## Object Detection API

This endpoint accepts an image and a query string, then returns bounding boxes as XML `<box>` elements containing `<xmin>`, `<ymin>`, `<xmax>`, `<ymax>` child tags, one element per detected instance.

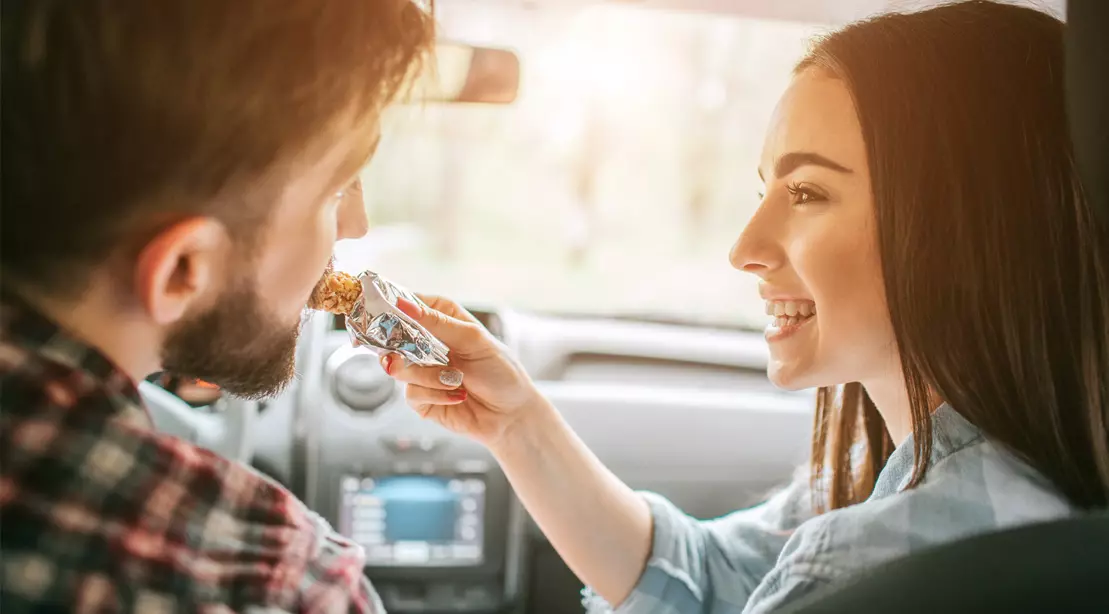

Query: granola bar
<box><xmin>307</xmin><ymin>271</ymin><xmax>362</xmax><ymax>314</ymax></box>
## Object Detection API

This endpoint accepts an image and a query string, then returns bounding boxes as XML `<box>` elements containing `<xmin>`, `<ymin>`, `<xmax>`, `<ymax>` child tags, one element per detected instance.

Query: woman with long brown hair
<box><xmin>382</xmin><ymin>2</ymin><xmax>1109</xmax><ymax>612</ymax></box>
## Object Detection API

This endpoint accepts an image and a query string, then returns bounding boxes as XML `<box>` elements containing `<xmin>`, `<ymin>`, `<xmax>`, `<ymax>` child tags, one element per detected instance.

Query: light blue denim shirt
<box><xmin>583</xmin><ymin>404</ymin><xmax>1074</xmax><ymax>614</ymax></box>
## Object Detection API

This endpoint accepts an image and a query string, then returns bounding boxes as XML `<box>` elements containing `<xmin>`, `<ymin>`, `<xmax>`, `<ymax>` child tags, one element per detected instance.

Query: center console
<box><xmin>336</xmin><ymin>461</ymin><xmax>522</xmax><ymax>612</ymax></box>
<box><xmin>296</xmin><ymin>310</ymin><xmax>526</xmax><ymax>614</ymax></box>
<box><xmin>340</xmin><ymin>474</ymin><xmax>486</xmax><ymax>568</ymax></box>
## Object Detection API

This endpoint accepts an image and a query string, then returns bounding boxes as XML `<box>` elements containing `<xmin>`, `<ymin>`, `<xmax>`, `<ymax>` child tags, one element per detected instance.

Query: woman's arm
<box><xmin>384</xmin><ymin>295</ymin><xmax>812</xmax><ymax>611</ymax></box>
<box><xmin>490</xmin><ymin>396</ymin><xmax>654</xmax><ymax>607</ymax></box>
<box><xmin>491</xmin><ymin>394</ymin><xmax>817</xmax><ymax>613</ymax></box>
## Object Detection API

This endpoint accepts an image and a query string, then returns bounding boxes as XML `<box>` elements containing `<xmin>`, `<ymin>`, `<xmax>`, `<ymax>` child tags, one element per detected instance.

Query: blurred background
<box><xmin>336</xmin><ymin>2</ymin><xmax>825</xmax><ymax>330</ymax></box>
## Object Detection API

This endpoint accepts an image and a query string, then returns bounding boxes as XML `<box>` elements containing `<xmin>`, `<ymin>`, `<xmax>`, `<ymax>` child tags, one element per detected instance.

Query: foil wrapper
<box><xmin>344</xmin><ymin>271</ymin><xmax>450</xmax><ymax>367</ymax></box>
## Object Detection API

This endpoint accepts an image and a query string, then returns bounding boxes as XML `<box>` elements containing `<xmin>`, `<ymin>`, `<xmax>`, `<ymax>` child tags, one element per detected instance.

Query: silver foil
<box><xmin>344</xmin><ymin>270</ymin><xmax>450</xmax><ymax>367</ymax></box>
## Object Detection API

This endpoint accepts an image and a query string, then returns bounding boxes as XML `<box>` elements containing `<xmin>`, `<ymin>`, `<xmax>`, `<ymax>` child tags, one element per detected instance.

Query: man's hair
<box><xmin>1</xmin><ymin>0</ymin><xmax>434</xmax><ymax>295</ymax></box>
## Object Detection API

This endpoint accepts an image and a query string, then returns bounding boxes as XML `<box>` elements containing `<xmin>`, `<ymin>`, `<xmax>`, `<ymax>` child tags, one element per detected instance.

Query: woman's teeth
<box><xmin>764</xmin><ymin>300</ymin><xmax>816</xmax><ymax>317</ymax></box>
<box><xmin>772</xmin><ymin>315</ymin><xmax>807</xmax><ymax>327</ymax></box>
<box><xmin>764</xmin><ymin>299</ymin><xmax>816</xmax><ymax>328</ymax></box>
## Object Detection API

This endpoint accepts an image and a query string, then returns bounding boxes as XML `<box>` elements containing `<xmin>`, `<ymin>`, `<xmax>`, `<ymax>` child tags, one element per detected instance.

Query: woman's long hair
<box><xmin>800</xmin><ymin>1</ymin><xmax>1109</xmax><ymax>511</ymax></box>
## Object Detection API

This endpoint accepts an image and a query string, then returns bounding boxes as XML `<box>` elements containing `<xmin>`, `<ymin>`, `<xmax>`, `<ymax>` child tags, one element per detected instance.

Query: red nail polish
<box><xmin>448</xmin><ymin>390</ymin><xmax>468</xmax><ymax>401</ymax></box>
<box><xmin>382</xmin><ymin>355</ymin><xmax>393</xmax><ymax>375</ymax></box>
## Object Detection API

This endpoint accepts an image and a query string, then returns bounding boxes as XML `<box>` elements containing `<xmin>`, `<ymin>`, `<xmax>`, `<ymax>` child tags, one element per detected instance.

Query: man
<box><xmin>0</xmin><ymin>1</ymin><xmax>433</xmax><ymax>611</ymax></box>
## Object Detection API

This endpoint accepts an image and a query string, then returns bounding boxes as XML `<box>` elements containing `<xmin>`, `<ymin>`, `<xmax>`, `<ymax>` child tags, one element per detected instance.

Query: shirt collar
<box><xmin>1</xmin><ymin>286</ymin><xmax>150</xmax><ymax>429</ymax></box>
<box><xmin>869</xmin><ymin>403</ymin><xmax>984</xmax><ymax>500</ymax></box>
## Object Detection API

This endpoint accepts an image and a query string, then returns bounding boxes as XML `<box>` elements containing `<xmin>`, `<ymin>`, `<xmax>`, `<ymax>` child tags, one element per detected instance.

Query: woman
<box><xmin>383</xmin><ymin>2</ymin><xmax>1109</xmax><ymax>612</ymax></box>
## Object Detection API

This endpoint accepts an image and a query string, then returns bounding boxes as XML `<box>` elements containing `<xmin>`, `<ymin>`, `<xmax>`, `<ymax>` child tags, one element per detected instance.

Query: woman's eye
<box><xmin>786</xmin><ymin>183</ymin><xmax>825</xmax><ymax>206</ymax></box>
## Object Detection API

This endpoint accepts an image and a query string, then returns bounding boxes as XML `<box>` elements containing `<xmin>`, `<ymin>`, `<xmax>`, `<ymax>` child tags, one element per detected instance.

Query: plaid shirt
<box><xmin>0</xmin><ymin>292</ymin><xmax>382</xmax><ymax>613</ymax></box>
<box><xmin>582</xmin><ymin>405</ymin><xmax>1075</xmax><ymax>614</ymax></box>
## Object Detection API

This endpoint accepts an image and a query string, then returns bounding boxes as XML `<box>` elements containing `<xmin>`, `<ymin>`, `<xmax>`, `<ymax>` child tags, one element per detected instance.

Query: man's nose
<box><xmin>338</xmin><ymin>179</ymin><xmax>370</xmax><ymax>240</ymax></box>
<box><xmin>729</xmin><ymin>202</ymin><xmax>782</xmax><ymax>277</ymax></box>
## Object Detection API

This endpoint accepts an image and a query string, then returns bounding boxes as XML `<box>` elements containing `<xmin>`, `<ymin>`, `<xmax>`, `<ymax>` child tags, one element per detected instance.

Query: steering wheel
<box><xmin>139</xmin><ymin>380</ymin><xmax>259</xmax><ymax>463</ymax></box>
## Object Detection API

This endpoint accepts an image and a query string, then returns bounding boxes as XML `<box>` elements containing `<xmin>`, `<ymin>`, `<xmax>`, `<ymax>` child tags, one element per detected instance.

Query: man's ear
<box><xmin>134</xmin><ymin>218</ymin><xmax>231</xmax><ymax>326</ymax></box>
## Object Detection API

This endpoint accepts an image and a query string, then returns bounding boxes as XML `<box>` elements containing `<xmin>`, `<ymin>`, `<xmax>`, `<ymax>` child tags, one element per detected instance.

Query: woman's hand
<box><xmin>387</xmin><ymin>294</ymin><xmax>654</xmax><ymax>606</ymax></box>
<box><xmin>384</xmin><ymin>295</ymin><xmax>543</xmax><ymax>448</ymax></box>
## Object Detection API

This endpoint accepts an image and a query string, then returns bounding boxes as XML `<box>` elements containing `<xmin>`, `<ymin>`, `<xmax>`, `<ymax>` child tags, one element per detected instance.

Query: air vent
<box><xmin>559</xmin><ymin>353</ymin><xmax>777</xmax><ymax>393</ymax></box>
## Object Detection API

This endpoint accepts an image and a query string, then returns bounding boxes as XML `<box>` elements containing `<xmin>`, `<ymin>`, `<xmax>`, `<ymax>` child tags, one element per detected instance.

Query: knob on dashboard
<box><xmin>332</xmin><ymin>352</ymin><xmax>396</xmax><ymax>412</ymax></box>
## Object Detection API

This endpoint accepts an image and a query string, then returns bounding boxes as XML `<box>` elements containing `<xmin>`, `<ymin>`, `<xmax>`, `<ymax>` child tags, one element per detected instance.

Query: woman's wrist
<box><xmin>483</xmin><ymin>389</ymin><xmax>655</xmax><ymax>606</ymax></box>
<box><xmin>487</xmin><ymin>393</ymin><xmax>562</xmax><ymax>461</ymax></box>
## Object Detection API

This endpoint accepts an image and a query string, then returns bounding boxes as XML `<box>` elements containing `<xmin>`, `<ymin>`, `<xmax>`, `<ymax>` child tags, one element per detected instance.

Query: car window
<box><xmin>343</xmin><ymin>5</ymin><xmax>824</xmax><ymax>329</ymax></box>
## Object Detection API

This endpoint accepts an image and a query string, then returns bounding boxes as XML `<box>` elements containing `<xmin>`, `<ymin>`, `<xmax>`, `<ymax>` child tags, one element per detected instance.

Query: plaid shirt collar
<box><xmin>0</xmin><ymin>287</ymin><xmax>150</xmax><ymax>430</ymax></box>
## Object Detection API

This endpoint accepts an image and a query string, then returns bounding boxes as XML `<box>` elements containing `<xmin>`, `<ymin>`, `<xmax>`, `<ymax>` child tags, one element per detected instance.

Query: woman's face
<box><xmin>731</xmin><ymin>69</ymin><xmax>897</xmax><ymax>391</ymax></box>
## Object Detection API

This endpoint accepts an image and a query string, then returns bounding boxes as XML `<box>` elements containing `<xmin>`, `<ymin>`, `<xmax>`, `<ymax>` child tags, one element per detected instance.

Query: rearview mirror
<box><xmin>406</xmin><ymin>42</ymin><xmax>520</xmax><ymax>105</ymax></box>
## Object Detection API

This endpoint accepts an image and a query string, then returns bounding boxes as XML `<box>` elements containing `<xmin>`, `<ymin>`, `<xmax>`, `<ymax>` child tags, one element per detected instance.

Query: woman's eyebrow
<box><xmin>758</xmin><ymin>151</ymin><xmax>855</xmax><ymax>181</ymax></box>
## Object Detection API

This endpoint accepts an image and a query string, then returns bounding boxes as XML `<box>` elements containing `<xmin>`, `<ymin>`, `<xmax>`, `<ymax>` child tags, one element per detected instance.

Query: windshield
<box><xmin>341</xmin><ymin>5</ymin><xmax>825</xmax><ymax>329</ymax></box>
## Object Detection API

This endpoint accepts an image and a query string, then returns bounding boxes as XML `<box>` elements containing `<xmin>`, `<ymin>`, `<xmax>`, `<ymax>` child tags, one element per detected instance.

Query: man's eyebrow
<box><xmin>330</xmin><ymin>133</ymin><xmax>382</xmax><ymax>189</ymax></box>
<box><xmin>758</xmin><ymin>151</ymin><xmax>854</xmax><ymax>181</ymax></box>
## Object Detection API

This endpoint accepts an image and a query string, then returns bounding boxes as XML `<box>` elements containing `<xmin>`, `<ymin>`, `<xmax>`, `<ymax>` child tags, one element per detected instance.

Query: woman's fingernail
<box><xmin>381</xmin><ymin>355</ymin><xmax>393</xmax><ymax>375</ymax></box>
<box><xmin>439</xmin><ymin>369</ymin><xmax>463</xmax><ymax>388</ymax></box>
<box><xmin>448</xmin><ymin>389</ymin><xmax>468</xmax><ymax>402</ymax></box>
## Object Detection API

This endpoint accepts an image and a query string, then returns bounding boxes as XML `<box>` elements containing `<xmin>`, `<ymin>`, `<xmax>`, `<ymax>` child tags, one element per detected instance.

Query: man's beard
<box><xmin>161</xmin><ymin>278</ymin><xmax>304</xmax><ymax>400</ymax></box>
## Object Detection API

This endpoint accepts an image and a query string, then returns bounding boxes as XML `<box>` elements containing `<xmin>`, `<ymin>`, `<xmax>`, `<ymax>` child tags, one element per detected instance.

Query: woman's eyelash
<box><xmin>755</xmin><ymin>184</ymin><xmax>827</xmax><ymax>204</ymax></box>
<box><xmin>785</xmin><ymin>182</ymin><xmax>825</xmax><ymax>205</ymax></box>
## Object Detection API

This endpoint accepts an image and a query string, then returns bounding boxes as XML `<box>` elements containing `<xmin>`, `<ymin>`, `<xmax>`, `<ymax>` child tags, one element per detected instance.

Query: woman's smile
<box><xmin>763</xmin><ymin>298</ymin><xmax>817</xmax><ymax>342</ymax></box>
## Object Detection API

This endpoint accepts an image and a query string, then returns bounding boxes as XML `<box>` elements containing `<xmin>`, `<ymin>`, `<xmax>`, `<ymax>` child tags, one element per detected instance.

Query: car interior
<box><xmin>139</xmin><ymin>0</ymin><xmax>1108</xmax><ymax>612</ymax></box>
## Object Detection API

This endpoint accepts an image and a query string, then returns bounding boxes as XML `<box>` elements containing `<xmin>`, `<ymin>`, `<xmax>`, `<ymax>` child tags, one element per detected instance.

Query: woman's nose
<box><xmin>730</xmin><ymin>204</ymin><xmax>782</xmax><ymax>276</ymax></box>
<box><xmin>338</xmin><ymin>179</ymin><xmax>370</xmax><ymax>240</ymax></box>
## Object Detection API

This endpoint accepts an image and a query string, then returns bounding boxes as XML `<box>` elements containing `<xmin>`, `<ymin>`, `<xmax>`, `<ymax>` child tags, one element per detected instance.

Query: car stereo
<box><xmin>339</xmin><ymin>474</ymin><xmax>486</xmax><ymax>567</ymax></box>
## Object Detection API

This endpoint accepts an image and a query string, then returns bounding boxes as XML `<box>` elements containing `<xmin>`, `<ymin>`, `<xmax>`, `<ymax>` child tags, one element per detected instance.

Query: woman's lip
<box><xmin>765</xmin><ymin>315</ymin><xmax>816</xmax><ymax>342</ymax></box>
<box><xmin>757</xmin><ymin>285</ymin><xmax>815</xmax><ymax>302</ymax></box>
<box><xmin>760</xmin><ymin>295</ymin><xmax>815</xmax><ymax>302</ymax></box>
